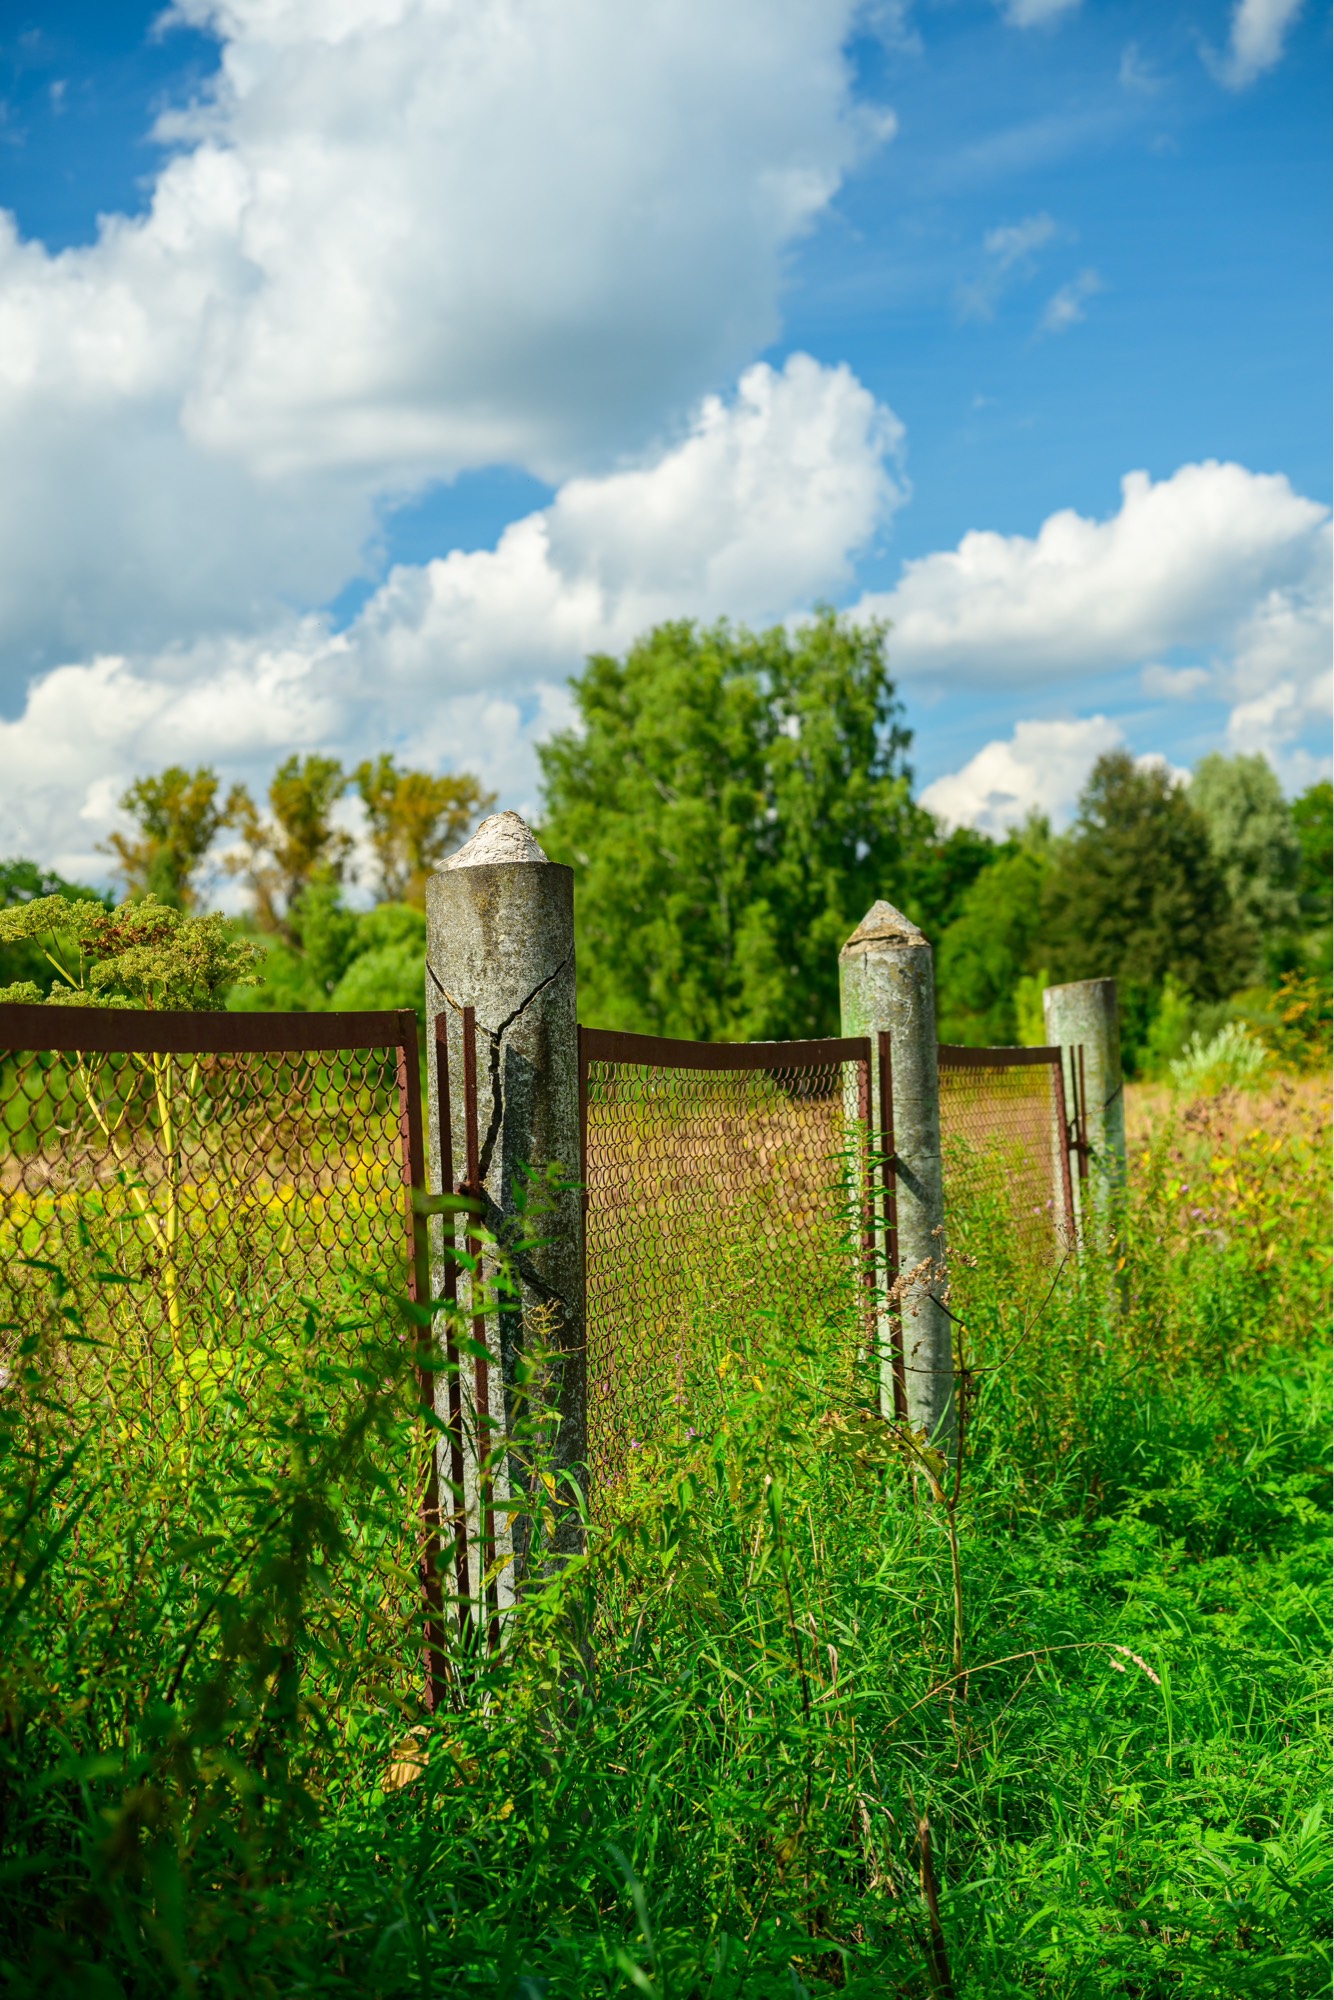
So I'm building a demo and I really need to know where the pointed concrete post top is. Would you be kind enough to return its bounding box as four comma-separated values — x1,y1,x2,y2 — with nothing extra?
444,810,549,868
840,899,928,958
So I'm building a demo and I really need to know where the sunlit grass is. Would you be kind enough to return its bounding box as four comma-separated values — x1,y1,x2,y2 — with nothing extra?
0,1082,1328,1996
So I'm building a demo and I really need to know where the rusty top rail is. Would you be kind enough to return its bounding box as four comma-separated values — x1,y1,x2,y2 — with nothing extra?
0,1003,418,1055
937,1043,1062,1068
579,1026,871,1072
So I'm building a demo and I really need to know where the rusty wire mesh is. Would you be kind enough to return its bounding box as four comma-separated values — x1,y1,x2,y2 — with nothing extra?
0,1004,424,1394
937,1045,1075,1282
580,1028,872,1487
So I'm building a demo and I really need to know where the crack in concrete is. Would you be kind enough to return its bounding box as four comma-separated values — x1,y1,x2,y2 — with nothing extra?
475,950,574,1186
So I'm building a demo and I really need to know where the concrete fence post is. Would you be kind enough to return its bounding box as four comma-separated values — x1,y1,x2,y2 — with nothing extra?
1042,978,1126,1228
424,812,585,1613
839,902,954,1448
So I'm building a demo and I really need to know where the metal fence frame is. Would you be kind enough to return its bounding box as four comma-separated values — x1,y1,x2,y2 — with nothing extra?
0,1001,451,1695
936,1041,1080,1248
0,1001,1091,1694
577,1025,894,1456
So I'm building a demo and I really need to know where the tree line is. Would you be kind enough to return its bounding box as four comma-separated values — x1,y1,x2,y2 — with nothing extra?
1,611,1329,1070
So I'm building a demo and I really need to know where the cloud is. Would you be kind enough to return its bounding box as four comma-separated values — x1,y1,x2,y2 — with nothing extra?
1000,0,1081,26
920,716,1122,836
1140,663,1211,699
1117,42,1161,94
958,211,1060,321
858,461,1329,696
985,214,1060,268
0,0,883,686
1039,267,1103,334
1222,556,1333,786
0,354,903,877
1205,0,1306,89
874,461,1331,815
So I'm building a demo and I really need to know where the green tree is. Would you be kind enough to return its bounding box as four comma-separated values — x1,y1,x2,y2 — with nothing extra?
0,895,259,1010
1290,778,1333,922
225,755,352,935
905,821,999,940
1189,751,1302,950
0,860,107,997
102,766,225,910
936,841,1050,1045
354,755,495,905
538,612,923,1040
1043,752,1246,1021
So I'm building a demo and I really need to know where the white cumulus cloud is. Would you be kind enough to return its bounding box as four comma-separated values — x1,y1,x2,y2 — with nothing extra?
0,354,902,879
920,716,1123,836
1206,0,1306,89
0,0,881,687
859,459,1328,692
868,459,1330,821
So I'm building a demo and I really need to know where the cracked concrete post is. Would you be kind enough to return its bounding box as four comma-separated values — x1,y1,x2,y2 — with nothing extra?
839,902,954,1448
1042,978,1126,1229
425,811,584,1613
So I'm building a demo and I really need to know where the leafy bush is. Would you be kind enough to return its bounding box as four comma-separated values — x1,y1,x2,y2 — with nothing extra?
1169,1020,1272,1097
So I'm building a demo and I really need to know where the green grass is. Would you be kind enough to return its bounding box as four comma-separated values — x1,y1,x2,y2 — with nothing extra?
0,1092,1329,1997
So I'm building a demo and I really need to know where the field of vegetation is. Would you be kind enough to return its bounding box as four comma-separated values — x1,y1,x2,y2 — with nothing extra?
1,1063,1328,1998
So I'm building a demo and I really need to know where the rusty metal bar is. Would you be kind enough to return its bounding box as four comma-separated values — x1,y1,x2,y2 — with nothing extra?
460,1005,499,1650
579,1026,871,1073
857,1050,875,1349
877,1031,907,1421
1051,1052,1077,1251
0,1002,411,1055
1075,1044,1090,1183
434,1014,470,1632
577,1023,590,1228
395,1011,447,1711
936,1042,1065,1068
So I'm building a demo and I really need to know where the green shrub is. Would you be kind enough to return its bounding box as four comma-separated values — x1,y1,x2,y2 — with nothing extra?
1169,1020,1273,1097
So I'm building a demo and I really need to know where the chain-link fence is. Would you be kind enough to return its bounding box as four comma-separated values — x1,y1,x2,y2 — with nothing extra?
579,1028,876,1486
937,1044,1077,1279
0,1000,445,1699
0,1003,425,1371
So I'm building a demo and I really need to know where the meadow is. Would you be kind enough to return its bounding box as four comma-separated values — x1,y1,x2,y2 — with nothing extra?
0,1075,1328,1997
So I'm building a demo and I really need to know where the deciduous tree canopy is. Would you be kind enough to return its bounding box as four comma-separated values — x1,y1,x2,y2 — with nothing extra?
1043,752,1246,1004
538,611,926,1040
104,766,225,911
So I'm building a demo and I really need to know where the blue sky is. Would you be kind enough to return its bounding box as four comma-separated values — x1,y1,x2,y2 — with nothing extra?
0,0,1327,879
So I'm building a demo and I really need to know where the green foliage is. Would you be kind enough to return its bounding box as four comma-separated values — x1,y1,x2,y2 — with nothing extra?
1189,752,1303,959
229,888,427,1025
1290,778,1332,919
355,754,494,905
0,861,108,999
0,1081,1327,1994
902,821,999,941
0,895,260,1009
1012,967,1048,1046
539,611,926,1039
1169,1020,1273,1096
1140,972,1198,1076
1044,754,1248,1062
936,843,1049,1045
225,753,354,936
102,765,226,911
1258,970,1333,1073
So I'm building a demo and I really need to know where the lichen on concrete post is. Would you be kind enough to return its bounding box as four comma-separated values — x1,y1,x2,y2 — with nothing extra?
839,901,954,1447
1042,978,1126,1227
424,811,585,1613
